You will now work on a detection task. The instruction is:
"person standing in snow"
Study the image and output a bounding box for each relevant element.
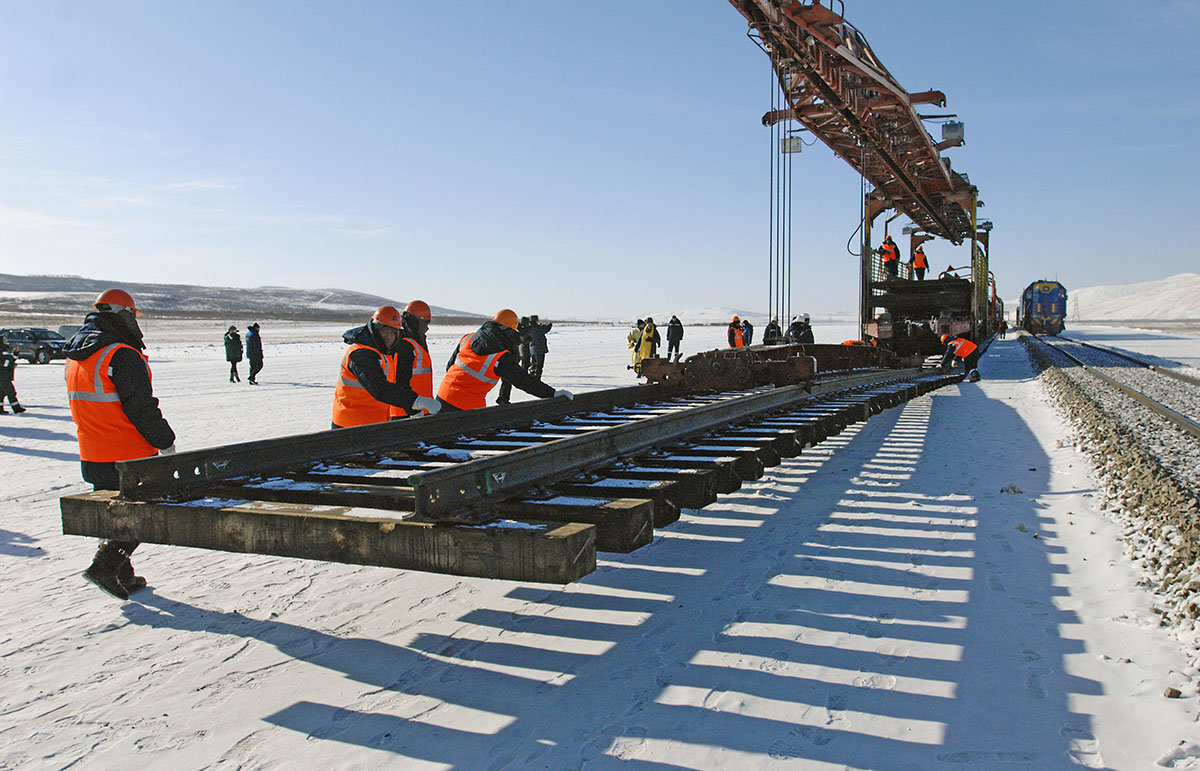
[787,313,814,344]
[0,336,25,414]
[763,318,783,345]
[527,314,553,379]
[741,318,754,346]
[728,316,745,348]
[388,300,438,419]
[332,306,439,428]
[437,309,572,411]
[497,315,532,405]
[245,323,263,385]
[665,315,684,361]
[66,289,176,600]
[638,317,661,362]
[628,320,645,370]
[224,326,243,383]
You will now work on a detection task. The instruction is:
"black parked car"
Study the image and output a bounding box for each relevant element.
[0,327,68,364]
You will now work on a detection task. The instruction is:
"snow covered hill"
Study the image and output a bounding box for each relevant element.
[1067,273,1200,320]
[0,273,485,323]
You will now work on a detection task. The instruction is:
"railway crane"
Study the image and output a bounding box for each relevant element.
[730,0,995,352]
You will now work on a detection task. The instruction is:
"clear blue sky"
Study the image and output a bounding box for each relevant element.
[1,1,1195,319]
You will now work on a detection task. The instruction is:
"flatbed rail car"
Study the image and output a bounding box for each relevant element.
[1019,280,1067,335]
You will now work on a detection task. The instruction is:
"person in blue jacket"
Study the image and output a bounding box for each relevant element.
[527,314,553,379]
[245,323,264,385]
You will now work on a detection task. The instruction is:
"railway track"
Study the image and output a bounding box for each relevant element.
[1032,334,1200,437]
[61,367,961,584]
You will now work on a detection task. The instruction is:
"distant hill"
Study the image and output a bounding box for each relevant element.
[1066,273,1200,321]
[0,274,486,323]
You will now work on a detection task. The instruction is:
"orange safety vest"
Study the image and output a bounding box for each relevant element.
[436,334,504,410]
[729,326,744,348]
[331,343,393,427]
[880,241,899,263]
[388,337,433,418]
[913,248,928,269]
[949,338,978,358]
[65,343,158,463]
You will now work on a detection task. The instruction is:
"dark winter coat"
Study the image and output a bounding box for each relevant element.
[342,324,418,411]
[763,321,782,345]
[444,320,555,399]
[245,328,263,364]
[797,324,814,344]
[224,331,243,363]
[64,313,175,450]
[741,321,754,346]
[0,343,15,382]
[528,321,553,356]
[666,319,684,343]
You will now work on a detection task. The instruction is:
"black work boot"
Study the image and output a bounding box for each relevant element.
[11,403,25,414]
[82,543,130,600]
[118,559,147,592]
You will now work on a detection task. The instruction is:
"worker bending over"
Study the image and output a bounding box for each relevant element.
[332,305,440,428]
[941,334,982,381]
[437,309,572,410]
[388,300,435,420]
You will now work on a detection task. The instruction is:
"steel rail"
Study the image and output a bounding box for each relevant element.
[408,369,924,518]
[1034,336,1200,439]
[1055,335,1200,388]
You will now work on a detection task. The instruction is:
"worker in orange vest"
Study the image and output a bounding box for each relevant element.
[437,309,572,411]
[912,245,929,281]
[332,306,440,428]
[878,235,900,279]
[728,316,745,348]
[65,289,176,600]
[388,300,436,419]
[941,334,982,380]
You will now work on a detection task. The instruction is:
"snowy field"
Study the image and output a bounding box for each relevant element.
[3,321,1200,768]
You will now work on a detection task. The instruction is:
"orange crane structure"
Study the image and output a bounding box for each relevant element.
[729,0,995,348]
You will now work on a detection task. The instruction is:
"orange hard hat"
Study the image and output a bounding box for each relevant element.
[93,288,142,316]
[372,305,403,329]
[940,334,950,343]
[731,315,740,323]
[493,309,519,330]
[404,299,431,321]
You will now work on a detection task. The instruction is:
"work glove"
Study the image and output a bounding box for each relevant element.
[159,444,176,455]
[554,389,574,400]
[412,396,441,415]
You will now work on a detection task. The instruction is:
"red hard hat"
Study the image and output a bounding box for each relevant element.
[94,288,142,317]
[404,299,431,321]
[373,305,403,329]
[493,309,519,330]
[940,334,950,343]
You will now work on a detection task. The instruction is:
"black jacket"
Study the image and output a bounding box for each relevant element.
[445,321,555,399]
[666,319,684,343]
[224,331,243,362]
[763,322,782,344]
[65,313,175,450]
[342,325,418,411]
[245,328,263,363]
[0,345,15,381]
[788,322,814,344]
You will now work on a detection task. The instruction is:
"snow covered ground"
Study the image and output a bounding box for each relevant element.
[2,321,1200,768]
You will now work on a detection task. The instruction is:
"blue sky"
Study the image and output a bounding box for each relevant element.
[1,1,1195,319]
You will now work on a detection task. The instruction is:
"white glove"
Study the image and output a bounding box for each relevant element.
[554,389,574,400]
[159,444,176,455]
[412,396,441,415]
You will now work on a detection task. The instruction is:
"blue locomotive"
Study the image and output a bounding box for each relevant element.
[1018,280,1067,335]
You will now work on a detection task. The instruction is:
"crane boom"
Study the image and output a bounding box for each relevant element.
[730,0,976,243]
